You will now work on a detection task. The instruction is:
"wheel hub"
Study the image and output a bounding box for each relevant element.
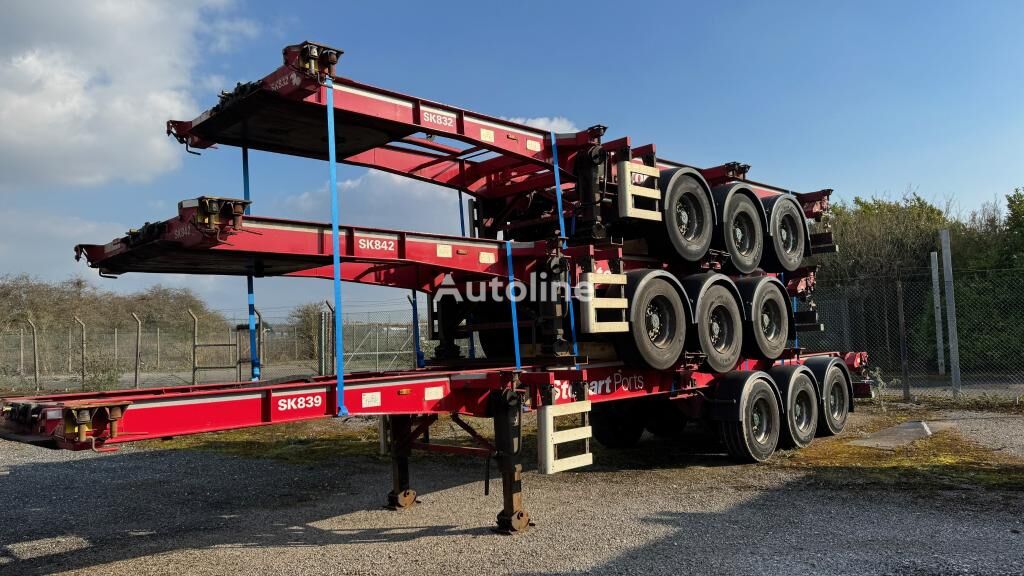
[708,306,732,352]
[645,297,673,348]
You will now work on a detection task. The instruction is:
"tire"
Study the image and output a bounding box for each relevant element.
[766,198,806,272]
[475,301,527,360]
[616,277,686,370]
[645,398,687,439]
[695,285,743,373]
[658,172,714,262]
[746,282,789,360]
[817,363,850,436]
[591,400,646,449]
[773,369,818,448]
[721,376,781,463]
[722,194,764,274]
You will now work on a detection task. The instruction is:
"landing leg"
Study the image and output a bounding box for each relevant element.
[492,389,530,533]
[386,415,417,509]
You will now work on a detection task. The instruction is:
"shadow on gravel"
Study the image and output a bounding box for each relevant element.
[0,447,489,576]
[5,418,1023,575]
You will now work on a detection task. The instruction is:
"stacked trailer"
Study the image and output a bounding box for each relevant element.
[2,42,871,533]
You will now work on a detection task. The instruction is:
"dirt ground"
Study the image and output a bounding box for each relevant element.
[1,404,1023,576]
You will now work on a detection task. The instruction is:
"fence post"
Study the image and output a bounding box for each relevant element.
[324,300,335,375]
[26,319,39,391]
[929,251,946,376]
[156,325,161,370]
[939,230,962,396]
[315,311,323,375]
[255,308,265,379]
[67,325,72,374]
[19,327,24,376]
[188,309,198,385]
[896,280,911,401]
[74,316,86,390]
[131,313,142,389]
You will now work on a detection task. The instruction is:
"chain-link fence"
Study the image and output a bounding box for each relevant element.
[3,260,1021,400]
[801,267,1024,401]
[0,306,483,393]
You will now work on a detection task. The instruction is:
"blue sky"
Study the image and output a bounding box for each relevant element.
[1,0,1021,316]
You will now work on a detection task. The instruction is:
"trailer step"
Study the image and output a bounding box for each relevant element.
[538,400,593,474]
[580,272,629,334]
[617,161,662,221]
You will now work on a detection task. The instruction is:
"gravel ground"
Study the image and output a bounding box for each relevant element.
[936,410,1024,458]
[1,411,1023,576]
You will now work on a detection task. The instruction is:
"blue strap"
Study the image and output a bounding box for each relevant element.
[549,133,579,361]
[242,147,260,381]
[325,77,348,415]
[505,241,522,371]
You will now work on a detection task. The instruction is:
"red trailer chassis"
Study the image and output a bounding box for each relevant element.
[2,40,869,533]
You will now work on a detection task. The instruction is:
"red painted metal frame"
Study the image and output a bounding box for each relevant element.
[1,352,869,451]
[73,198,626,296]
[165,41,825,214]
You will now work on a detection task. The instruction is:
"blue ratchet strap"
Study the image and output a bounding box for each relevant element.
[505,241,522,371]
[325,76,348,415]
[242,147,260,381]
[550,133,580,361]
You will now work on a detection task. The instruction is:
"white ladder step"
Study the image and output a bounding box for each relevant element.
[580,273,629,334]
[538,400,593,475]
[617,160,662,221]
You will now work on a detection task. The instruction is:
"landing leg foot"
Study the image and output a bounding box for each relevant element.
[387,488,418,509]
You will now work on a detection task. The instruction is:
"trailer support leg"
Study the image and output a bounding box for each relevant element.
[386,415,417,509]
[492,389,530,533]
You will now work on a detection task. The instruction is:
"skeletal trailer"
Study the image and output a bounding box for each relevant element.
[2,42,871,533]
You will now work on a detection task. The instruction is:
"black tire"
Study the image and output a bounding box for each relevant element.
[591,400,646,449]
[644,398,687,439]
[475,301,527,360]
[658,172,714,262]
[746,282,789,360]
[617,277,686,370]
[722,194,764,274]
[696,285,743,373]
[766,198,806,272]
[776,370,818,448]
[817,363,850,436]
[721,376,781,463]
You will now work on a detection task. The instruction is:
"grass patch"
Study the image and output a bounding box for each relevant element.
[146,418,384,466]
[780,406,1024,490]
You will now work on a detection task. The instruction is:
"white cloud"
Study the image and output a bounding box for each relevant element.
[503,116,579,133]
[202,18,261,53]
[0,1,256,190]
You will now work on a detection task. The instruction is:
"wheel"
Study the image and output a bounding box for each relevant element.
[696,284,743,373]
[773,369,818,448]
[746,282,789,360]
[616,276,686,370]
[722,194,764,274]
[817,363,850,436]
[475,301,527,359]
[657,171,714,262]
[591,400,646,449]
[766,198,806,272]
[645,398,688,439]
[721,376,781,463]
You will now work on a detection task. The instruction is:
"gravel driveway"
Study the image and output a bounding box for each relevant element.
[1,410,1022,576]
